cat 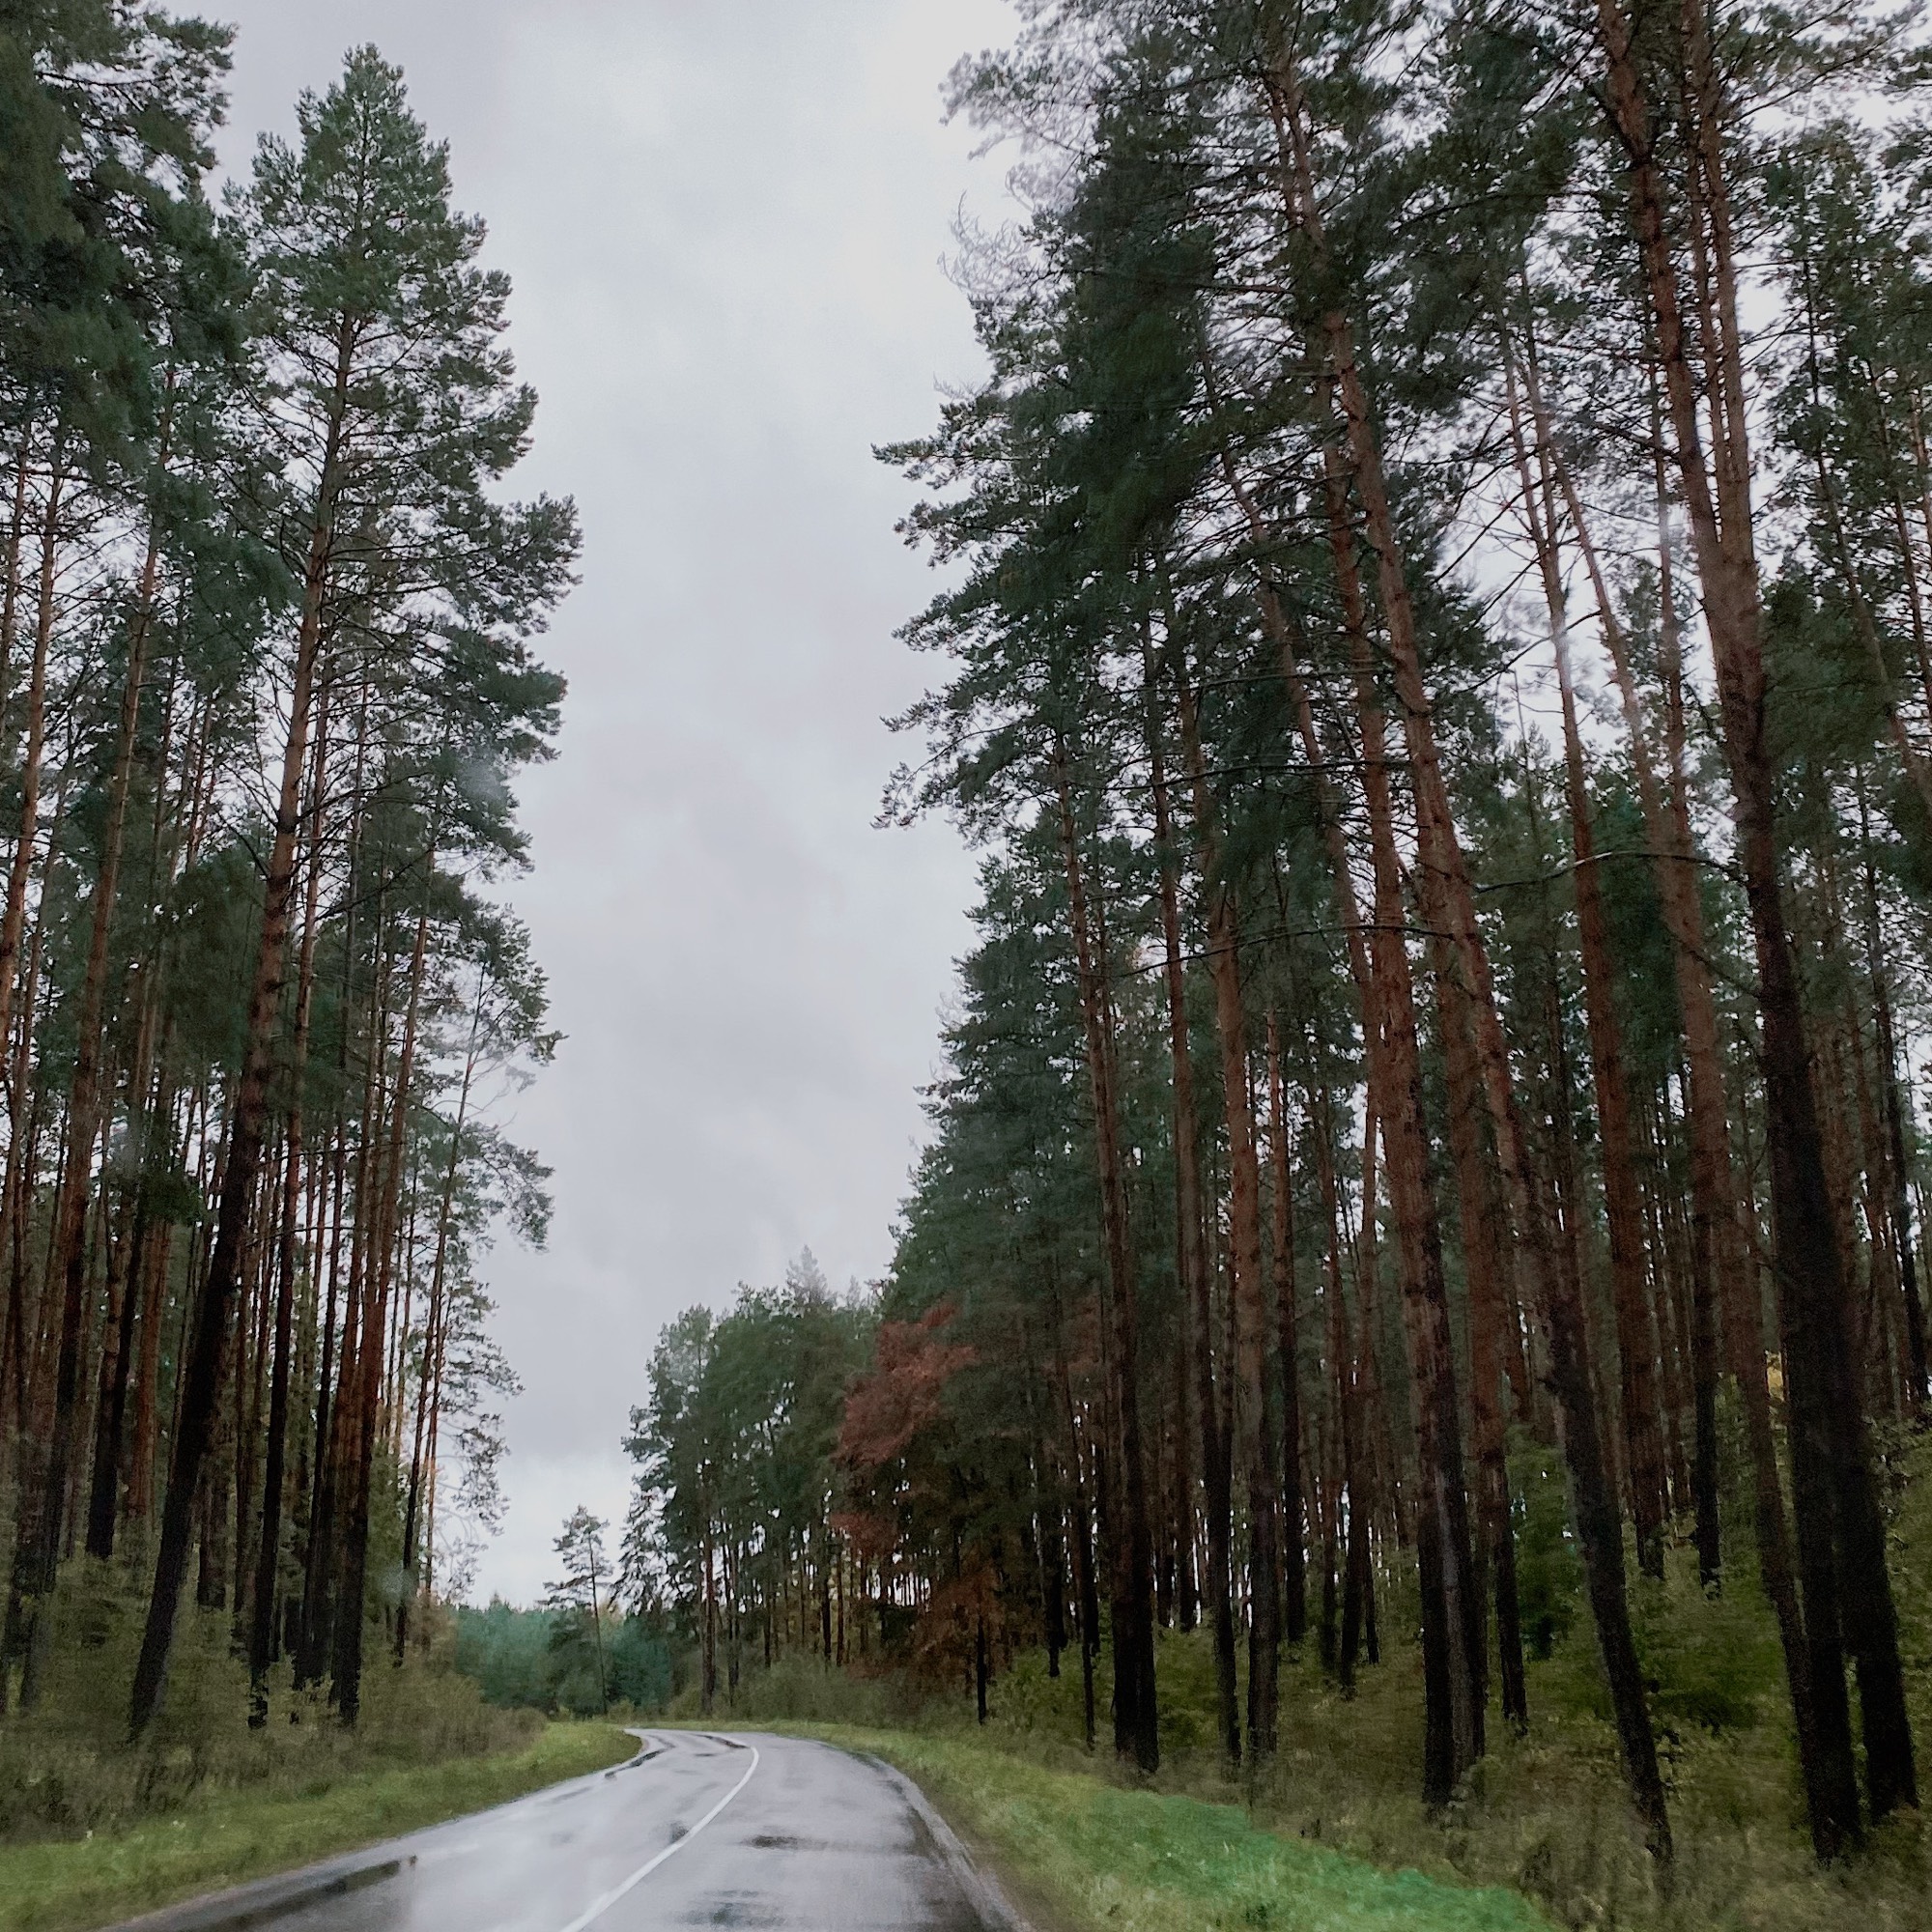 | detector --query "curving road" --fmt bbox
[119,1732,1022,1932]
